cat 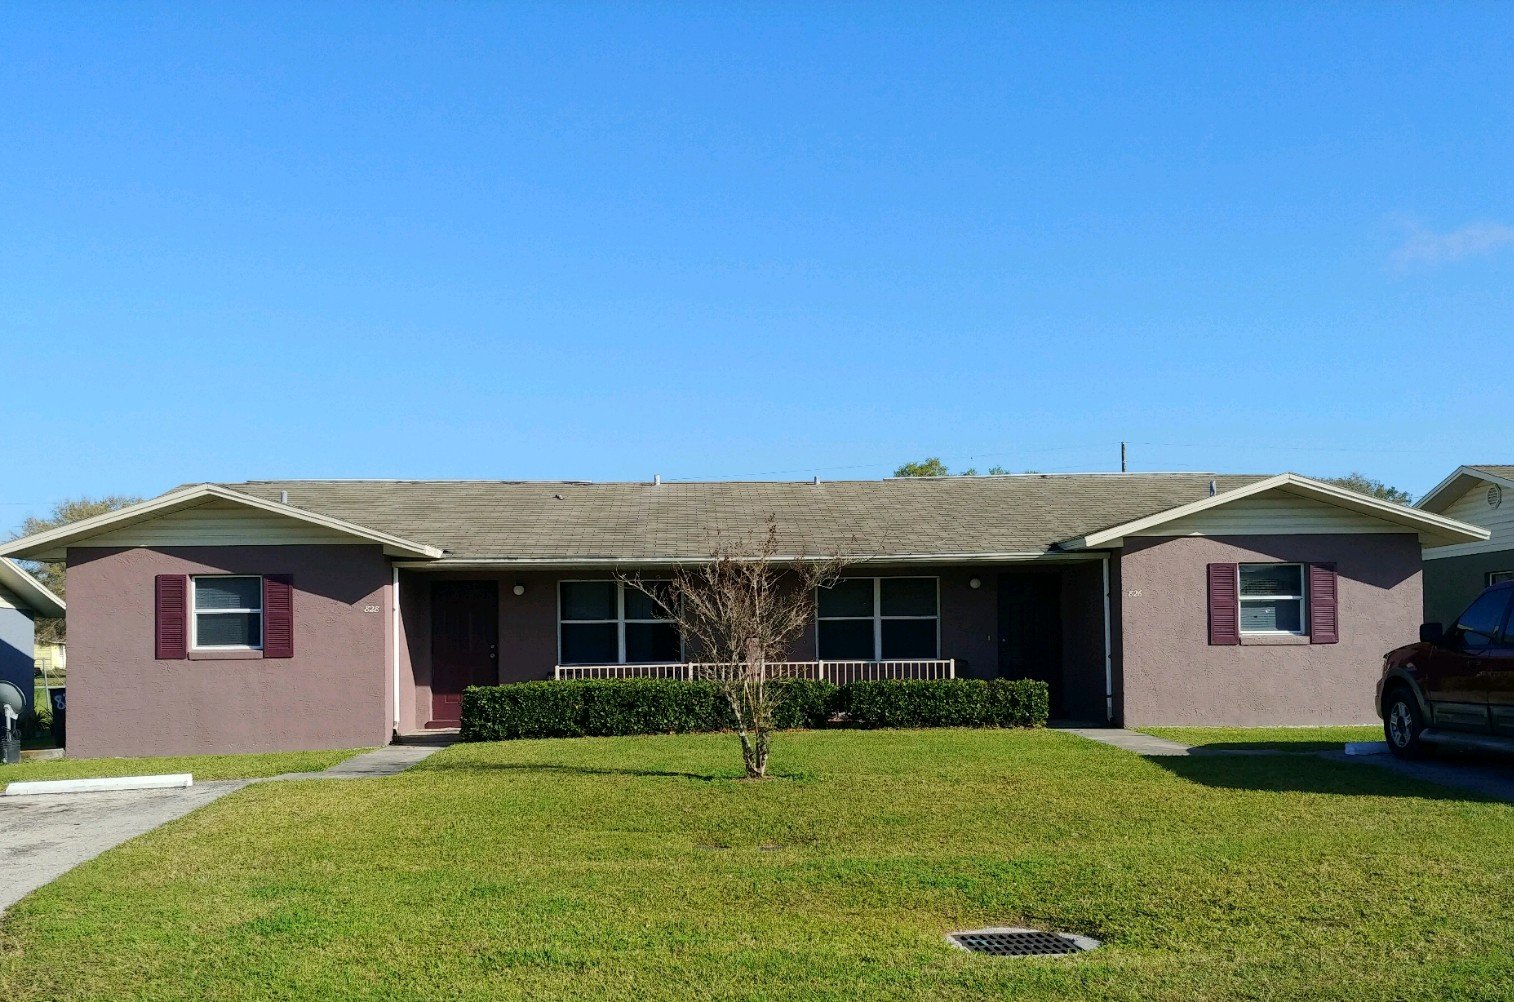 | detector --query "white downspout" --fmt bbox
[391,565,401,737]
[1101,553,1114,724]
